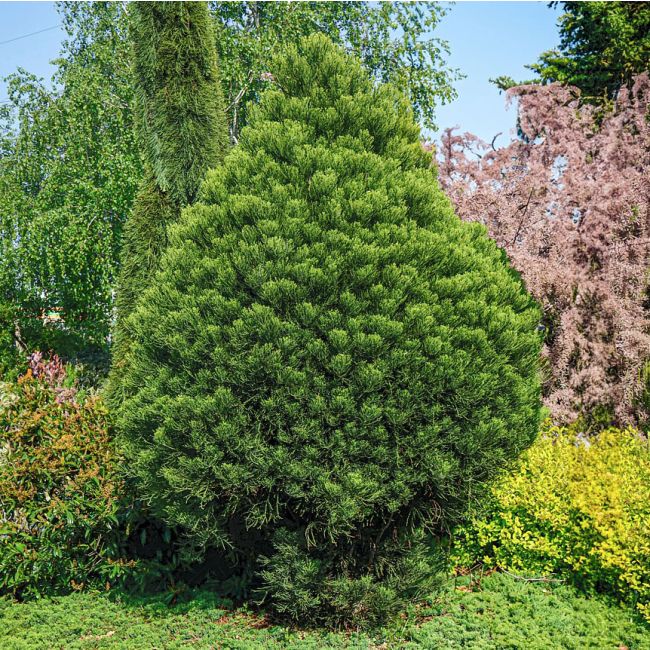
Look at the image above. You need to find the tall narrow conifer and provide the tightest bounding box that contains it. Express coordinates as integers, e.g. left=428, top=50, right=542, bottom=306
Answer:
left=111, top=1, right=228, bottom=386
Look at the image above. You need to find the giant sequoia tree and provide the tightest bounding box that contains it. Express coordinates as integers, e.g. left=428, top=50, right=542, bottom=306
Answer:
left=117, top=35, right=542, bottom=624
left=110, top=1, right=229, bottom=389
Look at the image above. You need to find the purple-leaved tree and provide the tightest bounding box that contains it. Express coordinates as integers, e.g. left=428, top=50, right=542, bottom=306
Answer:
left=438, top=74, right=650, bottom=426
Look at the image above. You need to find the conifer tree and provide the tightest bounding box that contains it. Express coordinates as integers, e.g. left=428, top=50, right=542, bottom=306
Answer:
left=117, top=35, right=542, bottom=625
left=111, top=1, right=228, bottom=386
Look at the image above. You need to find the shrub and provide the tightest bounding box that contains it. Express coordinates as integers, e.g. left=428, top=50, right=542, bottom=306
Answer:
left=452, top=422, right=650, bottom=623
left=0, top=353, right=133, bottom=598
left=116, top=34, right=542, bottom=625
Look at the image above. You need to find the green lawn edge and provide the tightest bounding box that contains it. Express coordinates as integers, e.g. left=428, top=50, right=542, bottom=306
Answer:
left=1, top=572, right=648, bottom=649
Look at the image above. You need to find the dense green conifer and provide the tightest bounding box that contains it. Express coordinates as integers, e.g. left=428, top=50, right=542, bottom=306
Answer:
left=111, top=1, right=228, bottom=388
left=130, top=1, right=229, bottom=206
left=117, top=35, right=542, bottom=624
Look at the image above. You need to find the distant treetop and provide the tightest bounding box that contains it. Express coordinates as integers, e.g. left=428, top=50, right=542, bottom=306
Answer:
left=492, top=2, right=650, bottom=104
left=212, top=1, right=462, bottom=134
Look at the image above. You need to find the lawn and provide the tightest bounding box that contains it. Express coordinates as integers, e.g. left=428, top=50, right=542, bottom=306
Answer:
left=1, top=573, right=648, bottom=649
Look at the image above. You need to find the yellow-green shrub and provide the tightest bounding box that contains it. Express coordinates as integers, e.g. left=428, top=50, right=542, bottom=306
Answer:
left=452, top=422, right=650, bottom=622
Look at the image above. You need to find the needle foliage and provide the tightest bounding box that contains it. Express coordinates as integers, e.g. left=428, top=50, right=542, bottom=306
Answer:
left=110, top=1, right=229, bottom=392
left=116, top=35, right=542, bottom=625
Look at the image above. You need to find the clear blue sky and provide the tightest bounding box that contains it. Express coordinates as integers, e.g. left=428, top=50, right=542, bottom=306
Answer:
left=0, top=1, right=560, bottom=144
left=434, top=1, right=560, bottom=144
left=0, top=2, right=64, bottom=96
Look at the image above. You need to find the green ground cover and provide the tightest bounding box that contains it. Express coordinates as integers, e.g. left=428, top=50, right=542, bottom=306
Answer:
left=1, top=573, right=648, bottom=649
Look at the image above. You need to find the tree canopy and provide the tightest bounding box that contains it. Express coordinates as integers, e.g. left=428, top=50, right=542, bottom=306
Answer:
left=0, top=1, right=138, bottom=368
left=0, top=1, right=460, bottom=371
left=213, top=1, right=461, bottom=137
left=440, top=74, right=650, bottom=427
left=493, top=2, right=650, bottom=103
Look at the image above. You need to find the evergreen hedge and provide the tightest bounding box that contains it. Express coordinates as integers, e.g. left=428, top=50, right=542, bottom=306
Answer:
left=117, top=35, right=542, bottom=624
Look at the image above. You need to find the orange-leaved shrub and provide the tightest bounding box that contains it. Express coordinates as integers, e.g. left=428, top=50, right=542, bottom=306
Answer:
left=0, top=353, right=133, bottom=598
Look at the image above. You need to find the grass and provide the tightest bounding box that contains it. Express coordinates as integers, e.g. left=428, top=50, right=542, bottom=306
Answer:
left=1, top=572, right=648, bottom=649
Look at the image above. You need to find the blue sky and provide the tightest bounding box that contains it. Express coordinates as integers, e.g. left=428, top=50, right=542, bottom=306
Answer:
left=434, top=1, right=559, bottom=143
left=0, top=3, right=65, bottom=93
left=0, top=1, right=560, bottom=144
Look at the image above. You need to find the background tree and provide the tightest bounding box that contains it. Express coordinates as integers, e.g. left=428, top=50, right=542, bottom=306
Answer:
left=116, top=35, right=542, bottom=625
left=0, top=1, right=138, bottom=368
left=212, top=1, right=462, bottom=139
left=493, top=2, right=650, bottom=103
left=439, top=74, right=650, bottom=427
left=131, top=2, right=229, bottom=209
left=110, top=1, right=229, bottom=391
left=0, top=1, right=460, bottom=372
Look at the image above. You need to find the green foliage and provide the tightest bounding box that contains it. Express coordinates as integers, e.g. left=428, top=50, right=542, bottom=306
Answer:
left=110, top=2, right=230, bottom=393
left=213, top=1, right=462, bottom=135
left=409, top=573, right=650, bottom=650
left=0, top=2, right=460, bottom=371
left=131, top=1, right=229, bottom=207
left=494, top=2, right=650, bottom=102
left=451, top=422, right=650, bottom=623
left=0, top=301, right=21, bottom=379
left=0, top=2, right=140, bottom=363
left=0, top=355, right=133, bottom=598
left=109, top=177, right=177, bottom=397
left=1, top=573, right=648, bottom=649
left=257, top=529, right=443, bottom=628
left=117, top=35, right=542, bottom=625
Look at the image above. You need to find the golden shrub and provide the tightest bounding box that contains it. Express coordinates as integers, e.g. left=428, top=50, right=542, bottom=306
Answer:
left=452, top=422, right=650, bottom=622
